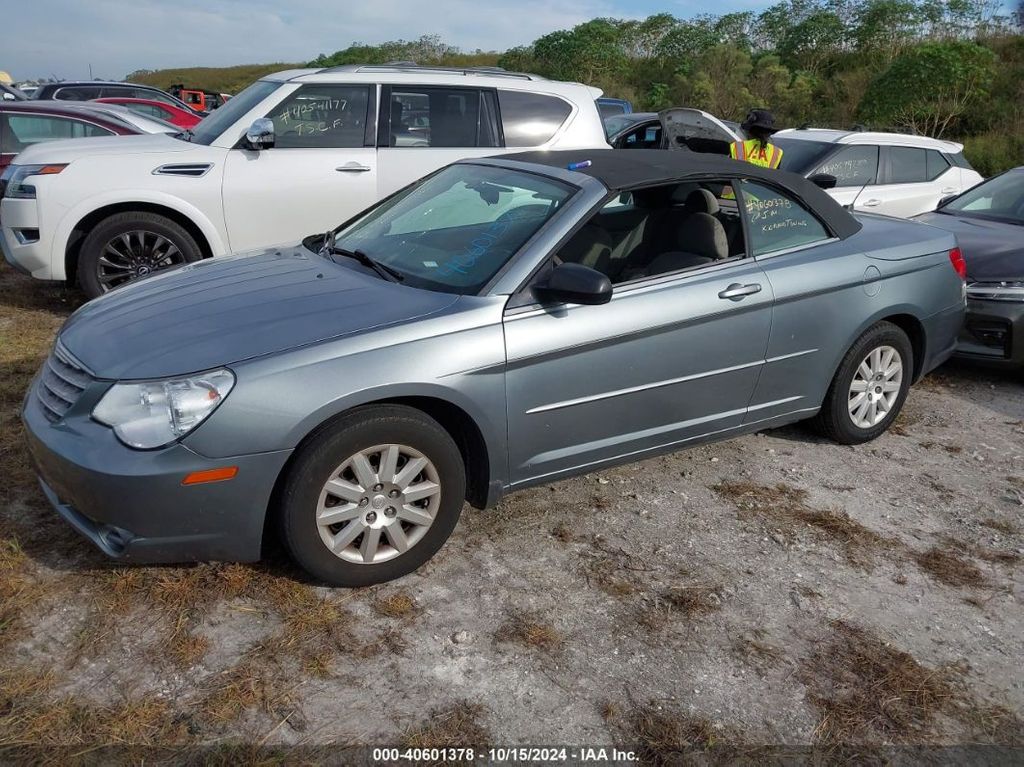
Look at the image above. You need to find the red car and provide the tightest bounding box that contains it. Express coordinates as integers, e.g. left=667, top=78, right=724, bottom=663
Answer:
left=93, top=97, right=202, bottom=129
left=0, top=102, right=142, bottom=173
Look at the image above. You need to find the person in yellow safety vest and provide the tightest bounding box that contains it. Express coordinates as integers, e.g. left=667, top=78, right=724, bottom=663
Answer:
left=729, top=109, right=783, bottom=169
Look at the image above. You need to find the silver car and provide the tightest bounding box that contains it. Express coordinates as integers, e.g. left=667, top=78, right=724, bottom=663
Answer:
left=23, top=150, right=966, bottom=586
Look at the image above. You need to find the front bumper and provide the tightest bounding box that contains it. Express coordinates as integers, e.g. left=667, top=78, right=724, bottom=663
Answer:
left=22, top=373, right=293, bottom=563
left=955, top=298, right=1024, bottom=370
left=1, top=198, right=53, bottom=279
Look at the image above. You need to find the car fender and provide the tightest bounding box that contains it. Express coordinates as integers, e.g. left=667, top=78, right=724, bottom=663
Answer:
left=49, top=189, right=229, bottom=279
left=827, top=301, right=929, bottom=386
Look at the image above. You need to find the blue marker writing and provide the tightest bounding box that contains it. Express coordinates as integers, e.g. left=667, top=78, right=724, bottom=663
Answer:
left=567, top=160, right=592, bottom=171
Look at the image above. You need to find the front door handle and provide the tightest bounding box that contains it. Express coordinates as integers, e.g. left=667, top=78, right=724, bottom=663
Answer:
left=718, top=282, right=762, bottom=300
left=941, top=186, right=957, bottom=194
left=861, top=198, right=881, bottom=207
left=336, top=163, right=372, bottom=173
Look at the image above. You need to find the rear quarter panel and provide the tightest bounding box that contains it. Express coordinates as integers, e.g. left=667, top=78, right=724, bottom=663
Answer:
left=748, top=214, right=961, bottom=423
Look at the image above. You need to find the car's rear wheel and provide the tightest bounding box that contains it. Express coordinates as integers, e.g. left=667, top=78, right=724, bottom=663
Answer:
left=278, top=405, right=466, bottom=587
left=77, top=211, right=202, bottom=298
left=812, top=321, right=913, bottom=444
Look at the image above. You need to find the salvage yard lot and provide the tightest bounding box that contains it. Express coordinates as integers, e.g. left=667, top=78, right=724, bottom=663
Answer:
left=1, top=260, right=1022, bottom=756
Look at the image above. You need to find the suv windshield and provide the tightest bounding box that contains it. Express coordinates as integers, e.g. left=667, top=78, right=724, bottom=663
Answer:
left=942, top=169, right=1023, bottom=225
left=774, top=138, right=833, bottom=174
left=334, top=164, right=575, bottom=294
left=186, top=80, right=279, bottom=145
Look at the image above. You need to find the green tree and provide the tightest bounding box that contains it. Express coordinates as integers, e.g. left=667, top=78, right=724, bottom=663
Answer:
left=531, top=19, right=628, bottom=83
left=859, top=41, right=997, bottom=135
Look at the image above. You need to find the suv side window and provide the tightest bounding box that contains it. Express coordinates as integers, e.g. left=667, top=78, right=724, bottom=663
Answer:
left=740, top=180, right=830, bottom=256
left=888, top=147, right=927, bottom=184
left=54, top=86, right=102, bottom=100
left=383, top=86, right=499, bottom=148
left=264, top=85, right=372, bottom=149
left=498, top=90, right=572, bottom=147
left=925, top=149, right=950, bottom=181
left=3, top=115, right=111, bottom=151
left=816, top=145, right=878, bottom=187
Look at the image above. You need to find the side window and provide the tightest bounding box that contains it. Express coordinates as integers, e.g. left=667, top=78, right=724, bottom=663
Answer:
left=621, top=123, right=661, bottom=150
left=816, top=145, right=878, bottom=187
left=740, top=180, right=830, bottom=256
left=264, top=85, right=371, bottom=149
left=55, top=86, right=101, bottom=100
left=4, top=115, right=111, bottom=149
left=888, top=147, right=927, bottom=184
left=556, top=179, right=746, bottom=285
left=925, top=149, right=950, bottom=181
left=385, top=87, right=499, bottom=149
left=498, top=90, right=572, bottom=147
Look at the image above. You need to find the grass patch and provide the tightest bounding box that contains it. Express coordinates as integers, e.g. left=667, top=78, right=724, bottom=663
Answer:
left=637, top=582, right=724, bottom=632
left=495, top=609, right=563, bottom=653
left=605, top=701, right=746, bottom=763
left=913, top=545, right=989, bottom=588
left=733, top=629, right=784, bottom=675
left=713, top=481, right=894, bottom=567
left=402, top=701, right=490, bottom=748
left=0, top=537, right=48, bottom=653
left=373, top=591, right=418, bottom=619
left=981, top=516, right=1019, bottom=536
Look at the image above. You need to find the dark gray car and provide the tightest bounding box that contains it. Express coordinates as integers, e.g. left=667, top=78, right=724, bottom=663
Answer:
left=23, top=150, right=966, bottom=586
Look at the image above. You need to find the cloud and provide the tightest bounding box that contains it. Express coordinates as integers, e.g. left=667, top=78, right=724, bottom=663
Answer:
left=4, top=0, right=625, bottom=80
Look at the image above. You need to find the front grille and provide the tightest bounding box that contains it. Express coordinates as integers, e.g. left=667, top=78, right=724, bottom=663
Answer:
left=37, top=344, right=93, bottom=422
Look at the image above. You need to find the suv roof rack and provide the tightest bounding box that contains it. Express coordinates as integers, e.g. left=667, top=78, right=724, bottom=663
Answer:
left=319, top=62, right=541, bottom=80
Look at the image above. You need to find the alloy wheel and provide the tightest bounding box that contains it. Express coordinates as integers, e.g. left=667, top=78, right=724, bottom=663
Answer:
left=848, top=345, right=903, bottom=428
left=97, top=230, right=185, bottom=291
left=316, top=444, right=441, bottom=564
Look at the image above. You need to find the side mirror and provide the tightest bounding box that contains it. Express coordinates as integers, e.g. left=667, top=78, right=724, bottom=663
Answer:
left=808, top=173, right=837, bottom=190
left=245, top=118, right=275, bottom=150
left=534, top=263, right=612, bottom=306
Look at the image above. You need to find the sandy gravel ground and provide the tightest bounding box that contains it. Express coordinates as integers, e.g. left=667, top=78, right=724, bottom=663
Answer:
left=1, top=263, right=1022, bottom=760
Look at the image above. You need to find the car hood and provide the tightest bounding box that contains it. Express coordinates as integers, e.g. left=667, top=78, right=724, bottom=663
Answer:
left=59, top=247, right=460, bottom=380
left=11, top=132, right=197, bottom=164
left=914, top=212, right=1023, bottom=282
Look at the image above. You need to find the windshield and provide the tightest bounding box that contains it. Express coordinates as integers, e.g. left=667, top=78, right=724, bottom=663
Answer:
left=774, top=138, right=834, bottom=174
left=942, top=170, right=1024, bottom=225
left=187, top=79, right=279, bottom=145
left=334, top=164, right=576, bottom=294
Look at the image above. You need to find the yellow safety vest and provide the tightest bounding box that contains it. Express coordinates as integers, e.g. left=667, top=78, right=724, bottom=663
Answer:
left=730, top=139, right=783, bottom=169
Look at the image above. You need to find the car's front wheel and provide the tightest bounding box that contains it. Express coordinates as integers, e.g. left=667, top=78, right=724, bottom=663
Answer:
left=278, top=405, right=466, bottom=587
left=77, top=211, right=202, bottom=298
left=812, top=321, right=913, bottom=444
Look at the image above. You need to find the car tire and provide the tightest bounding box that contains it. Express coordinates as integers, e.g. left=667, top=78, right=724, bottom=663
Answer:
left=77, top=211, right=202, bottom=298
left=278, top=405, right=466, bottom=587
left=812, top=321, right=913, bottom=445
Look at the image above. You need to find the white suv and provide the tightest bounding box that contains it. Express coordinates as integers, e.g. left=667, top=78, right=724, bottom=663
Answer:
left=771, top=128, right=982, bottom=217
left=1, top=65, right=606, bottom=297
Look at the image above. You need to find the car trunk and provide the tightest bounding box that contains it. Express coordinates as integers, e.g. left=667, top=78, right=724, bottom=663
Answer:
left=659, top=108, right=741, bottom=155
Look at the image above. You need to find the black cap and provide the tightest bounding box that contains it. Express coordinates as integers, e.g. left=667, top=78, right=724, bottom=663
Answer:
left=741, top=109, right=778, bottom=134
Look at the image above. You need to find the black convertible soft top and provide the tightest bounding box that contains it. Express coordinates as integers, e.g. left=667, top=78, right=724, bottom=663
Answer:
left=504, top=149, right=862, bottom=240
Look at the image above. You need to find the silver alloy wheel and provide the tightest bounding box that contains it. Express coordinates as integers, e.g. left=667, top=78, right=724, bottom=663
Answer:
left=316, top=444, right=441, bottom=565
left=97, top=230, right=184, bottom=291
left=848, top=344, right=903, bottom=428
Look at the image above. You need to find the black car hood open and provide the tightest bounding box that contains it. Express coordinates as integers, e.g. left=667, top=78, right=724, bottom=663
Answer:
left=59, top=247, right=460, bottom=380
left=915, top=212, right=1023, bottom=282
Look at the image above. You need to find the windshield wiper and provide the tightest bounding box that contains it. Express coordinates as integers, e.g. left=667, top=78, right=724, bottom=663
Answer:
left=324, top=243, right=404, bottom=284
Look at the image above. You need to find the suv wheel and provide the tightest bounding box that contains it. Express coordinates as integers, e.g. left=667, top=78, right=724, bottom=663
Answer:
left=812, top=321, right=913, bottom=445
left=278, top=405, right=466, bottom=587
left=77, top=211, right=202, bottom=298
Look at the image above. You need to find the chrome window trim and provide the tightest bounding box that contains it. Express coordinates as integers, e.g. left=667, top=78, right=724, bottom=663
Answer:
left=752, top=236, right=840, bottom=260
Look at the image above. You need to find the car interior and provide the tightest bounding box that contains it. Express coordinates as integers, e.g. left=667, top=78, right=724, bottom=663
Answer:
left=555, top=180, right=747, bottom=284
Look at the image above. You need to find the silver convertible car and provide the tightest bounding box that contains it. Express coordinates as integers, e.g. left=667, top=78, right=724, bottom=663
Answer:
left=23, top=150, right=966, bottom=586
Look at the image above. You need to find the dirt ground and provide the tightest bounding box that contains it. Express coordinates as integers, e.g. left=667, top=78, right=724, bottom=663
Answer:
left=1, top=261, right=1022, bottom=759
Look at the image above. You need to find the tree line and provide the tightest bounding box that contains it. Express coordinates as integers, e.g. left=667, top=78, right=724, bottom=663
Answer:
left=308, top=0, right=1024, bottom=173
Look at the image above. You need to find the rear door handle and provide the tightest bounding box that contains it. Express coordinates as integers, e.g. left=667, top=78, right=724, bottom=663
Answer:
left=718, top=283, right=762, bottom=300
left=336, top=163, right=372, bottom=173
left=862, top=198, right=881, bottom=207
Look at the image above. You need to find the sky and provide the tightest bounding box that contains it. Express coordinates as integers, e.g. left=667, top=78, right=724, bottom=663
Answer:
left=1, top=0, right=767, bottom=81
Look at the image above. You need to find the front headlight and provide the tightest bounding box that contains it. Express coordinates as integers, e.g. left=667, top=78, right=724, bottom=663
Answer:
left=1, top=163, right=68, bottom=199
left=92, top=369, right=235, bottom=449
left=967, top=281, right=1024, bottom=302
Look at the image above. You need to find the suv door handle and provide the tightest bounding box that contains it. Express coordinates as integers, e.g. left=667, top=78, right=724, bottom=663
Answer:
left=941, top=186, right=957, bottom=194
left=861, top=198, right=881, bottom=207
left=336, top=163, right=372, bottom=173
left=718, top=283, right=762, bottom=300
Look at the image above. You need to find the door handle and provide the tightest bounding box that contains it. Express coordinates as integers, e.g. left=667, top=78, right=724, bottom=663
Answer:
left=718, top=283, right=762, bottom=300
left=336, top=163, right=371, bottom=173
left=861, top=198, right=881, bottom=207
left=941, top=186, right=957, bottom=194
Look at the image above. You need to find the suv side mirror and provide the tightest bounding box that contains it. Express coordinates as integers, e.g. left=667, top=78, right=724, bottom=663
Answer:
left=245, top=118, right=275, bottom=150
left=534, top=263, right=612, bottom=306
left=808, top=173, right=837, bottom=190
